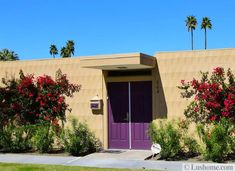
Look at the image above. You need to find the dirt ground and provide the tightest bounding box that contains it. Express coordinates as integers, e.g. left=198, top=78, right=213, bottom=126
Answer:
left=148, top=153, right=235, bottom=163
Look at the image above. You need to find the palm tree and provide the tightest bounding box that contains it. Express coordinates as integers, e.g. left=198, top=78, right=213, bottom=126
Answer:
left=186, top=16, right=197, bottom=50
left=66, top=40, right=75, bottom=57
left=201, top=17, right=212, bottom=50
left=59, top=40, right=75, bottom=58
left=0, top=49, right=19, bottom=61
left=49, top=44, right=58, bottom=58
left=60, top=46, right=69, bottom=58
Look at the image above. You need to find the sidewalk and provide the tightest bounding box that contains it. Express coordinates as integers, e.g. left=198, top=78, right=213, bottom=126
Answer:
left=0, top=153, right=234, bottom=171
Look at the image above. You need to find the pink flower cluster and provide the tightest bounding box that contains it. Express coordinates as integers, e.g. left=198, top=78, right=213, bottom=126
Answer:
left=11, top=71, right=80, bottom=126
left=180, top=67, right=235, bottom=123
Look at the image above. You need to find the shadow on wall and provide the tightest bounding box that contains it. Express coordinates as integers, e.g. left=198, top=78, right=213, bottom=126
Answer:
left=152, top=66, right=167, bottom=119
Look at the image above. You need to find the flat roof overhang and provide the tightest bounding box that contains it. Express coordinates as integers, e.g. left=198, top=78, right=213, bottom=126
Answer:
left=80, top=53, right=156, bottom=70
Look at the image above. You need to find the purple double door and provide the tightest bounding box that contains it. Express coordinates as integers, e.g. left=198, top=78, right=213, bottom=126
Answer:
left=108, top=81, right=152, bottom=149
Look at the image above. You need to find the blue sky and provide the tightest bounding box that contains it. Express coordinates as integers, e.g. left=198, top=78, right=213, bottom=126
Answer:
left=0, top=0, right=234, bottom=60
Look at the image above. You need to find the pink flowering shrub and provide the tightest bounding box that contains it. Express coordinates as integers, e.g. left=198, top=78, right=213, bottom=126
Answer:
left=178, top=67, right=235, bottom=162
left=178, top=67, right=235, bottom=124
left=0, top=69, right=81, bottom=127
left=0, top=71, right=102, bottom=154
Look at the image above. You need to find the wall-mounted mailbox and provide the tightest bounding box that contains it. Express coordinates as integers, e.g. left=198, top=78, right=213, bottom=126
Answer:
left=90, top=95, right=102, bottom=110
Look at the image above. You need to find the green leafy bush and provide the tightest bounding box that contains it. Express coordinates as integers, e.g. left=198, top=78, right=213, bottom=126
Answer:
left=62, top=118, right=101, bottom=156
left=182, top=137, right=199, bottom=155
left=149, top=119, right=200, bottom=160
left=197, top=119, right=234, bottom=162
left=149, top=120, right=181, bottom=159
left=0, top=124, right=33, bottom=152
left=32, top=123, right=55, bottom=153
left=178, top=119, right=200, bottom=155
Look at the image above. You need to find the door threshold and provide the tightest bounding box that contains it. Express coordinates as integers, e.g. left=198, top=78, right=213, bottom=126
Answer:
left=100, top=149, right=126, bottom=154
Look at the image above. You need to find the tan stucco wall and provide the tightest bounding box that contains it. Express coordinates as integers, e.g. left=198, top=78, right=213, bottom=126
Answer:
left=155, top=48, right=235, bottom=120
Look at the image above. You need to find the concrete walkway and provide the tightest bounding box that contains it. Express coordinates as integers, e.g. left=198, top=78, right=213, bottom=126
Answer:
left=0, top=152, right=234, bottom=171
left=82, top=150, right=153, bottom=160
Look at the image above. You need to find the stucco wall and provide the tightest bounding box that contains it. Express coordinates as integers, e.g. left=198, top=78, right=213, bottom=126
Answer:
left=155, top=48, right=235, bottom=120
left=0, top=58, right=105, bottom=145
left=1, top=48, right=235, bottom=149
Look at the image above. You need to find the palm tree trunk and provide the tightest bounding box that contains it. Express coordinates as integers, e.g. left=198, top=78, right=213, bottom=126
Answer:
left=205, top=28, right=207, bottom=50
left=191, top=29, right=194, bottom=50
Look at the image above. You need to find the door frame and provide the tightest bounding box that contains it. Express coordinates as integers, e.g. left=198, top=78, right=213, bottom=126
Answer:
left=102, top=71, right=155, bottom=149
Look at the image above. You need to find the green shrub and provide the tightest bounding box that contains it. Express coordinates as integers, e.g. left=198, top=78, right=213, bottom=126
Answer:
left=149, top=119, right=200, bottom=159
left=197, top=119, right=234, bottom=162
left=149, top=120, right=181, bottom=159
left=178, top=119, right=200, bottom=155
left=182, top=137, right=200, bottom=155
left=32, top=123, right=55, bottom=153
left=0, top=125, right=12, bottom=151
left=0, top=124, right=33, bottom=152
left=62, top=118, right=101, bottom=156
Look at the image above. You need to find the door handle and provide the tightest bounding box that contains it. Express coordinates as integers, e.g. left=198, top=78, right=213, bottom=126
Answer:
left=123, top=112, right=129, bottom=121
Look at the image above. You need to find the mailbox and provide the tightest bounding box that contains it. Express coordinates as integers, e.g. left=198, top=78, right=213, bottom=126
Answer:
left=90, top=95, right=102, bottom=110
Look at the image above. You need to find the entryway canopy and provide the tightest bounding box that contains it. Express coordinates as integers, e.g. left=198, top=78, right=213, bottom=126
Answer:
left=80, top=53, right=156, bottom=70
